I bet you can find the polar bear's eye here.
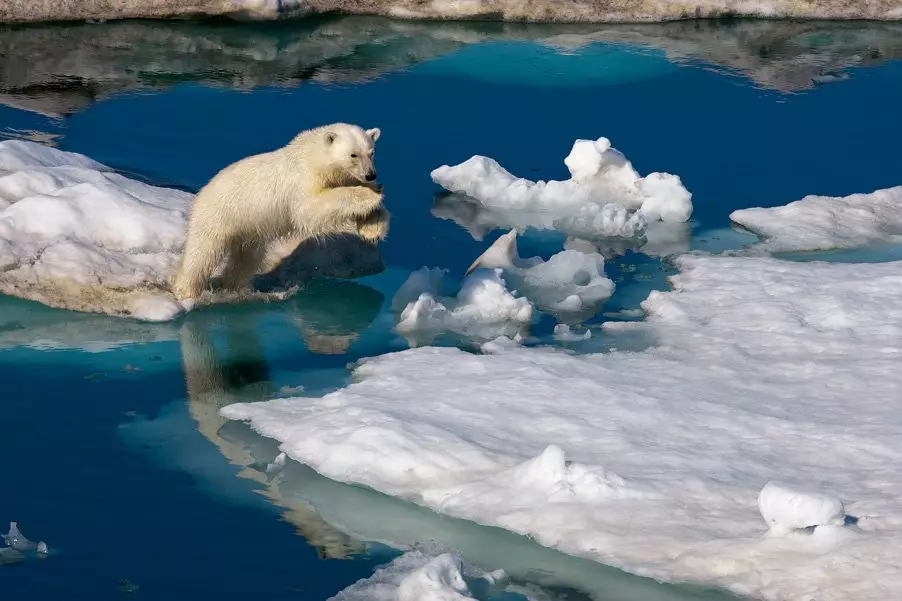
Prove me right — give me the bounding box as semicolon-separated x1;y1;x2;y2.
350;153;358;159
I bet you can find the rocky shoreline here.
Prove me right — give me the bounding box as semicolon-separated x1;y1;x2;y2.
2;0;901;25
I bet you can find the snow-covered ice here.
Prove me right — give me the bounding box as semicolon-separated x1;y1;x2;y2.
329;550;506;601
730;185;902;252
224;253;902;601
393;267;532;347
430;137;692;241
0;140;191;321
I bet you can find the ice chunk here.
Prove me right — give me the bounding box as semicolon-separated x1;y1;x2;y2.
3;522;47;556
224;254;902;601
730;185;902;252
467;230;614;318
394;267;532;346
430;136;692;241
330;550;504;601
553;324;591;341
758;481;845;533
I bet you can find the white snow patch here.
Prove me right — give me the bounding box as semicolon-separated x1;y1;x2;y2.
430;137;692;240
224;254;902;601
730;185;902;252
393;267;532;346
467;230;614;317
758;481;846;534
330;550;506;601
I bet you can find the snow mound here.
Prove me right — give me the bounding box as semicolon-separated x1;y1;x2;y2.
758;481;846;533
430;137;692;240
0;140;191;321
468;230;614;318
224;254;902;601
0;141;384;320
330;550;505;601
393;267;532;346
730;185;902;252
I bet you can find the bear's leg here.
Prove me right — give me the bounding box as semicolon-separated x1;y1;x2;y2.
308;185;385;222
219;242;264;292
172;233;228;301
356;206;391;243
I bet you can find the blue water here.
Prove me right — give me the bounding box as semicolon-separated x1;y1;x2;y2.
2;16;902;600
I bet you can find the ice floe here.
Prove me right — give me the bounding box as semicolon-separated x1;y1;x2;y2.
730;185;902;252
224;253;902;601
430;137;692;242
0;141;384;320
1;522;48;566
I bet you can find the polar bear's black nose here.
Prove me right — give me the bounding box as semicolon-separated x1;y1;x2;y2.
365;171;377;182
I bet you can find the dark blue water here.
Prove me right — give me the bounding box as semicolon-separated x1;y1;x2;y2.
2;17;902;600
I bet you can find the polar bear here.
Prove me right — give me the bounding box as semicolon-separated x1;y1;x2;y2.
171;123;389;301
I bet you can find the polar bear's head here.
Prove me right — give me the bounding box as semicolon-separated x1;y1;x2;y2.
321;123;381;185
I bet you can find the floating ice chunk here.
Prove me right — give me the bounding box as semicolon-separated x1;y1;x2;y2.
730;185;902;252
394;267;532;346
3;522;47;556
467;230;614;318
758;481;846;533
430;136;692;240
330;550;505;601
553;324;591;341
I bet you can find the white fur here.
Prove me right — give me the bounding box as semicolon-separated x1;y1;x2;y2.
172;123;389;301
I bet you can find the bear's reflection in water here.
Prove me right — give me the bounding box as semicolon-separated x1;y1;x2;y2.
181;279;735;601
180;276;384;559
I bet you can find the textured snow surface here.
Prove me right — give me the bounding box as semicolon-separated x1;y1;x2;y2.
430;137;692;240
330;550;506;601
730;185;902;252
224;254;902;601
0;140;189;320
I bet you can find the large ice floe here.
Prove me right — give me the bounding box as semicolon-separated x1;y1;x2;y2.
730;185;902;252
223;250;902;601
329;549;507;601
0;141;383;321
430;137;692;242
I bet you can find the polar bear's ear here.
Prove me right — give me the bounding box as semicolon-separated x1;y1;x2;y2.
366;128;381;143
324;131;337;145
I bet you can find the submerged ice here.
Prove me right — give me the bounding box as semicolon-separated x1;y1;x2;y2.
430;137;692;240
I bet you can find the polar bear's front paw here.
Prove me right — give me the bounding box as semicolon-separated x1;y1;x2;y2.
357;207;390;243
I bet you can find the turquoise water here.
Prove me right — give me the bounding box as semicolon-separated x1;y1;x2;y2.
2;16;902;600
